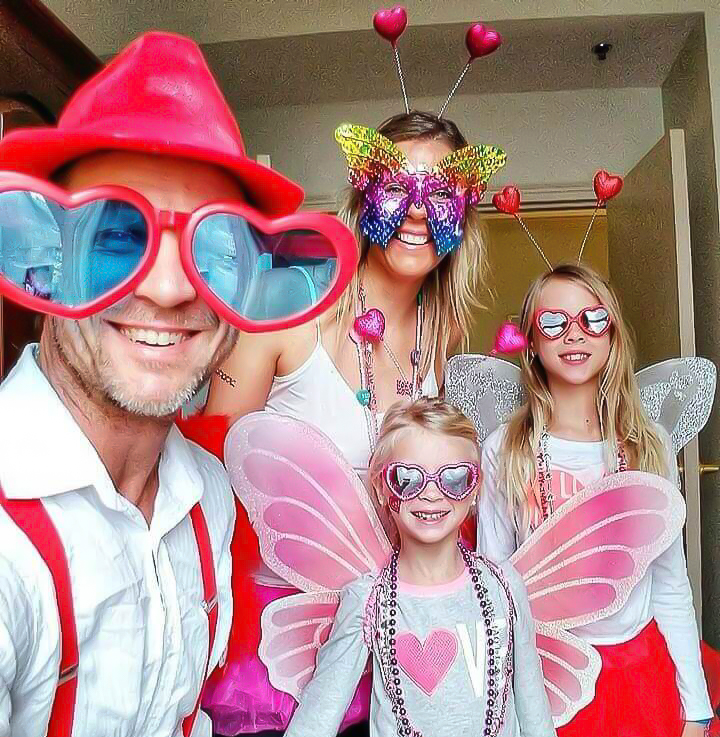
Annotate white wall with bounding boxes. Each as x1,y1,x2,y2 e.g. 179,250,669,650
236,87,664,205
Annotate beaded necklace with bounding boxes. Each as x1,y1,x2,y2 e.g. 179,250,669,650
370,544,515,737
536,425,627,520
352,284,424,451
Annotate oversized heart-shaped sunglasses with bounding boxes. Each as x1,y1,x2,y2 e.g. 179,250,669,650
0,172,357,332
383,461,480,501
534,305,612,341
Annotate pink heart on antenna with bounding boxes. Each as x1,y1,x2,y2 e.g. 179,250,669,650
492,322,527,355
492,186,521,215
593,170,624,203
373,6,408,46
354,309,386,343
466,23,502,60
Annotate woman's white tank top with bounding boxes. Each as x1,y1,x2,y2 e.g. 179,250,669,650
265,333,439,475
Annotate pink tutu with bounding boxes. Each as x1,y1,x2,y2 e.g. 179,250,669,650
202,583,371,734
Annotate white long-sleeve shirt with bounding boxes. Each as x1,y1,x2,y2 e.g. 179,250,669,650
0,345,235,737
477,424,713,722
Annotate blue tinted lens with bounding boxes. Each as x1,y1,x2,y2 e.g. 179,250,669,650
89,202,148,300
0,191,148,307
192,213,338,323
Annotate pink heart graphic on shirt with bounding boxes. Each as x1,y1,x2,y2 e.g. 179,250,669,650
396,629,458,696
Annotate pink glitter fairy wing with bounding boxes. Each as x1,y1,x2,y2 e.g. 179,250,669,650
225,411,393,593
259,590,341,699
533,626,600,726
334,123,408,191
510,471,685,725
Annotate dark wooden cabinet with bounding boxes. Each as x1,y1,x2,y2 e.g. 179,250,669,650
0,0,100,378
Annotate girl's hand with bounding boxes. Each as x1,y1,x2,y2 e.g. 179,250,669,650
681,722,710,737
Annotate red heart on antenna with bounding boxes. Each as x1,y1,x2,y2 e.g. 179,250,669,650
593,170,623,203
466,23,502,60
373,6,408,46
492,186,520,215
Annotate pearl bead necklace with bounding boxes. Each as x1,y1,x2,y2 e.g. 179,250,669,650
370,544,516,736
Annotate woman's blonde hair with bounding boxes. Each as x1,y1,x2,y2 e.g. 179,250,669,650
334,111,488,377
368,397,480,500
503,263,667,531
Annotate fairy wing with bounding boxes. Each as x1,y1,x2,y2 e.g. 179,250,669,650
444,354,524,442
510,470,685,725
259,590,341,699
335,123,409,192
636,357,717,453
534,625,601,726
225,411,393,593
434,144,507,204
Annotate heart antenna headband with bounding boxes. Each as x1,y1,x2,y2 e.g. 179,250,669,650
373,6,502,118
492,170,624,268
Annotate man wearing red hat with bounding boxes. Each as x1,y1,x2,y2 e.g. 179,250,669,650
0,31,355,737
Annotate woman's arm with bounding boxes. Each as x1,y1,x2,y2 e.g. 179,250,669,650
204,331,283,420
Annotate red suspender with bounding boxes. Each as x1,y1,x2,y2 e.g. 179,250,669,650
183,502,218,736
0,486,78,737
0,486,218,737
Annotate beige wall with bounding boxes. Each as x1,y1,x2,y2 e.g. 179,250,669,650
235,88,664,204
662,19,720,644
470,211,608,354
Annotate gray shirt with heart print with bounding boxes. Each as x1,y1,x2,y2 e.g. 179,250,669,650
285,556,556,737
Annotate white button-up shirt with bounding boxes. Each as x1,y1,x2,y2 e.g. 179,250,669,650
0,345,235,737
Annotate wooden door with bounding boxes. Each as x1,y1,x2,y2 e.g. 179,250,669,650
607,128,706,627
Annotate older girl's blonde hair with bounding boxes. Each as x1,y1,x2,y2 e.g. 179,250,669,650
334,111,489,377
368,397,480,499
503,263,668,532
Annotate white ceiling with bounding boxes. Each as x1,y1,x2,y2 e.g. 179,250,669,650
42,2,699,109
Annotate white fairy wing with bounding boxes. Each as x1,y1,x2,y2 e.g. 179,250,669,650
636,357,717,453
444,354,524,442
225,412,393,593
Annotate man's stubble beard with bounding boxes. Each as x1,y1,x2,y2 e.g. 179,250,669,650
48,316,239,418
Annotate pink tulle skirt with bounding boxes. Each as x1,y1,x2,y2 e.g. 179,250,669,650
202,583,371,735
558,620,684,737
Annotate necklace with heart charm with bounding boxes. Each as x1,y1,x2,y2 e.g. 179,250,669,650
350,283,423,448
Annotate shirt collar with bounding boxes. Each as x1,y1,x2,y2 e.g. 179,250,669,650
0,345,204,524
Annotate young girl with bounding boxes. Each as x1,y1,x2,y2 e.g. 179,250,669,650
285,398,556,737
478,263,713,736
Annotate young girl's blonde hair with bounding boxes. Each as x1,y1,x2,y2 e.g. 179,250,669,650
503,263,668,531
334,111,489,377
368,397,480,502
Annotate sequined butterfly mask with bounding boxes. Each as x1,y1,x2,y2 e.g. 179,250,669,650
336,123,506,256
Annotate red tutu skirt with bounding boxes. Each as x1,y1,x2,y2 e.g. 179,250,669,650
558,620,684,737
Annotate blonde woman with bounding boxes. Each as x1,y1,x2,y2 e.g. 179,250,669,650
477,264,712,737
203,111,499,735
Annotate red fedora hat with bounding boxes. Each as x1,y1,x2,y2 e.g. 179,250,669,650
0,31,303,216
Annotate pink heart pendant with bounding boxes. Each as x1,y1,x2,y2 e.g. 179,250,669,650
354,309,386,343
373,6,408,47
492,322,527,355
